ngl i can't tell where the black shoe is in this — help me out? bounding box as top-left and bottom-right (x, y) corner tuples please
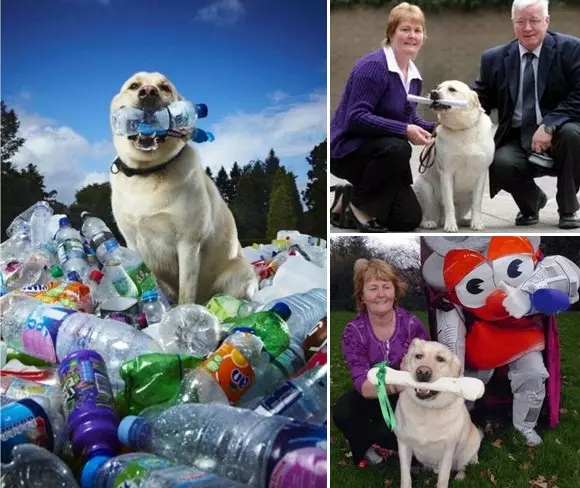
(559, 211), (580, 229)
(515, 191), (548, 226)
(330, 184), (356, 229)
(346, 206), (389, 233)
(329, 185), (344, 228)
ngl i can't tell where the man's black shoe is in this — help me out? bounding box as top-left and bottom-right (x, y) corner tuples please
(559, 211), (580, 229)
(515, 191), (548, 226)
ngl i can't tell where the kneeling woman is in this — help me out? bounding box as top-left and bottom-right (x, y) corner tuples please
(333, 258), (429, 468)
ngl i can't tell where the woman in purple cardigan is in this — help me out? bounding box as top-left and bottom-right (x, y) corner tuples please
(333, 258), (429, 468)
(330, 2), (436, 232)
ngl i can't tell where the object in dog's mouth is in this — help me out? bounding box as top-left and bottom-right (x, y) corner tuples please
(407, 94), (468, 110)
(111, 101), (214, 151)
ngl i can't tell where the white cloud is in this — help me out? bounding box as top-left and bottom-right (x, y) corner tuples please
(195, 0), (244, 26)
(196, 91), (327, 175)
(10, 110), (115, 204)
(267, 90), (289, 103)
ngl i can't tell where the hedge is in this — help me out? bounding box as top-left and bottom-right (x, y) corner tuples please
(330, 0), (578, 11)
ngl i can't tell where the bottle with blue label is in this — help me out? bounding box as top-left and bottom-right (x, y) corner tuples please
(0, 395), (67, 463)
(80, 213), (170, 308)
(254, 363), (327, 425)
(117, 402), (327, 488)
(54, 217), (90, 283)
(81, 452), (248, 488)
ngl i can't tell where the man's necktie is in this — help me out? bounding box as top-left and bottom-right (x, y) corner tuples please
(520, 52), (537, 151)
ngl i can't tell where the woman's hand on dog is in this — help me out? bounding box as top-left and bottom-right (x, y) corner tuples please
(406, 124), (433, 146)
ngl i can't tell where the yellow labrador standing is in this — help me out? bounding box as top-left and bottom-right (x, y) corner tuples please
(395, 339), (482, 488)
(110, 72), (258, 305)
(413, 80), (495, 232)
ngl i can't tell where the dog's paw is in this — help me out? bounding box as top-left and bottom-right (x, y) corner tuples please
(420, 220), (438, 229)
(443, 221), (459, 233)
(470, 215), (484, 231)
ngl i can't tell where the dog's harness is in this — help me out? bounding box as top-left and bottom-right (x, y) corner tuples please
(110, 146), (186, 177)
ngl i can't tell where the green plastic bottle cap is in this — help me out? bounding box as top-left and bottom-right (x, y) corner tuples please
(51, 265), (64, 278)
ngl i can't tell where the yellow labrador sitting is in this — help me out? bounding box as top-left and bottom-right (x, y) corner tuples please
(395, 339), (482, 488)
(110, 72), (258, 305)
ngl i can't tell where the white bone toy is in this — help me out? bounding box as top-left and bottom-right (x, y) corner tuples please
(407, 94), (469, 108)
(367, 366), (485, 402)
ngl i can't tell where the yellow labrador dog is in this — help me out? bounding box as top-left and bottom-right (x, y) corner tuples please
(110, 72), (258, 305)
(413, 80), (495, 232)
(395, 339), (482, 488)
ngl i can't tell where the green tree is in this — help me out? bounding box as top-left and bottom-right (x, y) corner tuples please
(284, 170), (304, 231)
(231, 172), (264, 240)
(205, 166), (214, 181)
(229, 161), (241, 203)
(302, 140), (327, 238)
(1, 101), (25, 165)
(264, 148), (281, 198)
(215, 166), (233, 204)
(266, 169), (299, 240)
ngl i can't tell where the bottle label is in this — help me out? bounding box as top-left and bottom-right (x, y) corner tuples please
(22, 305), (75, 363)
(59, 352), (115, 421)
(153, 466), (221, 486)
(255, 382), (301, 417)
(57, 239), (86, 264)
(4, 378), (53, 401)
(112, 455), (174, 488)
(266, 422), (327, 488)
(127, 262), (159, 297)
(0, 398), (54, 463)
(200, 342), (255, 403)
(291, 346), (327, 379)
(273, 348), (305, 377)
(103, 238), (119, 252)
(268, 447), (327, 488)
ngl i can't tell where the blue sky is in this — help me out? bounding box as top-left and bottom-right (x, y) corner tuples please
(2, 0), (327, 204)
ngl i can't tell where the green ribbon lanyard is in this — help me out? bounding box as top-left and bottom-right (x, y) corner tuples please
(376, 361), (397, 430)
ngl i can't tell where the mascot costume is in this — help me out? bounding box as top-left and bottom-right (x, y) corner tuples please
(421, 237), (579, 446)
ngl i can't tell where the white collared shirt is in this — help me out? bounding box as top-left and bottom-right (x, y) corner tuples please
(383, 45), (422, 93)
(512, 42), (543, 127)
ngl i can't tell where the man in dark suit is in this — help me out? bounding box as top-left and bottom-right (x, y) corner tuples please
(474, 0), (580, 229)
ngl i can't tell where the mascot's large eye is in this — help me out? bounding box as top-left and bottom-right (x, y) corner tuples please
(492, 254), (535, 288)
(454, 261), (495, 308)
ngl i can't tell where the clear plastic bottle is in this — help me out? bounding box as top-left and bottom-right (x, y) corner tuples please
(54, 217), (90, 282)
(1, 444), (79, 488)
(81, 213), (170, 308)
(254, 363), (327, 425)
(101, 258), (139, 298)
(81, 452), (247, 488)
(141, 290), (167, 325)
(0, 375), (63, 411)
(0, 294), (162, 392)
(263, 288), (326, 345)
(158, 304), (221, 357)
(178, 332), (263, 405)
(0, 395), (67, 463)
(118, 403), (327, 488)
(204, 294), (260, 322)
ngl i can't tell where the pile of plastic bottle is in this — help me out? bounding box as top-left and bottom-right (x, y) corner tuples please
(0, 201), (328, 488)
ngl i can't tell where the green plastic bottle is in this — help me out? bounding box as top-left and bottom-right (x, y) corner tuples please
(116, 353), (202, 416)
(228, 302), (291, 359)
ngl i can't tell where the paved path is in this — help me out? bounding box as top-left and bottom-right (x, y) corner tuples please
(329, 144), (578, 234)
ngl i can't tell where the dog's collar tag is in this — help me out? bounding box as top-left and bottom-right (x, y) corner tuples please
(376, 361), (397, 431)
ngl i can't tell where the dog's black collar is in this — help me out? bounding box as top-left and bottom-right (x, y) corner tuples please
(110, 146), (186, 177)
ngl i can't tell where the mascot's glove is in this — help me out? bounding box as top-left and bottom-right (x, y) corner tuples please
(499, 281), (532, 319)
(499, 281), (571, 318)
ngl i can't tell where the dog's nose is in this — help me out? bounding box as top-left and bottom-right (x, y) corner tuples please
(430, 90), (441, 100)
(415, 366), (432, 382)
(138, 85), (160, 100)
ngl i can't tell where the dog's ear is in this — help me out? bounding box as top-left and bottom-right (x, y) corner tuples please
(450, 354), (462, 377)
(469, 90), (482, 110)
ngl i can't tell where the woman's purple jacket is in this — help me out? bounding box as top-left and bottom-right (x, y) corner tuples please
(341, 308), (429, 393)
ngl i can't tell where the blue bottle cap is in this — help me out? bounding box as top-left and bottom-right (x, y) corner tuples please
(58, 216), (71, 228)
(80, 455), (111, 488)
(118, 415), (139, 446)
(67, 271), (81, 283)
(271, 302), (291, 321)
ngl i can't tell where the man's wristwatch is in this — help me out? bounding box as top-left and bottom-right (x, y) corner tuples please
(542, 124), (556, 135)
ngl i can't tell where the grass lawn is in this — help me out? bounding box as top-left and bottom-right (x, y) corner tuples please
(330, 311), (580, 488)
